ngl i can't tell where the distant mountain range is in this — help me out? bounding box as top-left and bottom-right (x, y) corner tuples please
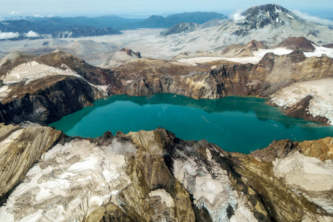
(159, 4), (333, 52)
(0, 12), (227, 40)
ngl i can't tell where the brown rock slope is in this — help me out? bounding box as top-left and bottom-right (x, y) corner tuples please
(277, 37), (315, 52)
(221, 40), (267, 57)
(113, 51), (333, 100)
(0, 49), (332, 125)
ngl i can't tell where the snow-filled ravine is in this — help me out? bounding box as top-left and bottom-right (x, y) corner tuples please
(177, 45), (333, 65)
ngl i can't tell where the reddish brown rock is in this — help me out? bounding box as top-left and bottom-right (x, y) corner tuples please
(278, 37), (315, 52)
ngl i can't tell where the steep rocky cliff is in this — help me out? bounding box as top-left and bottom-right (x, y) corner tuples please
(0, 51), (114, 124)
(0, 48), (332, 125)
(111, 51), (333, 124)
(0, 76), (103, 124)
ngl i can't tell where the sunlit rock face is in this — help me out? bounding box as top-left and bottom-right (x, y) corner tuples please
(0, 138), (134, 222)
(0, 123), (61, 201)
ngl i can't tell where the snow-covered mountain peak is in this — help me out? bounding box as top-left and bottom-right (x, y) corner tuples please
(238, 4), (301, 28)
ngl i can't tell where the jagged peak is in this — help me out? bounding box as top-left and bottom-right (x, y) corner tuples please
(237, 4), (301, 28)
(242, 4), (291, 16)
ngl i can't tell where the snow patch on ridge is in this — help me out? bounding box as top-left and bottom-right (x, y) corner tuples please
(305, 45), (333, 58)
(273, 152), (333, 192)
(173, 151), (258, 222)
(1, 61), (81, 84)
(177, 47), (294, 65)
(273, 152), (333, 213)
(177, 45), (333, 66)
(253, 47), (293, 58)
(0, 138), (136, 222)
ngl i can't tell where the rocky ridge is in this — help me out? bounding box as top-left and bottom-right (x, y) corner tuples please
(0, 124), (332, 221)
(0, 43), (332, 125)
(278, 37), (315, 52)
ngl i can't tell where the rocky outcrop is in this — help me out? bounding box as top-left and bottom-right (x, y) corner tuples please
(221, 40), (267, 57)
(0, 124), (332, 221)
(0, 123), (61, 203)
(248, 138), (333, 220)
(102, 48), (142, 68)
(273, 95), (330, 124)
(270, 78), (333, 124)
(114, 51), (333, 97)
(120, 48), (142, 58)
(278, 37), (315, 52)
(112, 52), (333, 123)
(0, 76), (103, 124)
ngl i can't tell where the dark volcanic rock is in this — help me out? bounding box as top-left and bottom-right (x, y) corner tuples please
(279, 95), (330, 124)
(278, 37), (315, 52)
(0, 77), (101, 124)
(251, 139), (297, 162)
(120, 48), (142, 58)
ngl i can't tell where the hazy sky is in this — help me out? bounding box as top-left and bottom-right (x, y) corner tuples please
(1, 0), (332, 17)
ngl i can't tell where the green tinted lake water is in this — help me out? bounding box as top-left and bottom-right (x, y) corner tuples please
(50, 94), (333, 153)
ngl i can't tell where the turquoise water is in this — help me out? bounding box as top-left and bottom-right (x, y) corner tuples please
(50, 94), (333, 153)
